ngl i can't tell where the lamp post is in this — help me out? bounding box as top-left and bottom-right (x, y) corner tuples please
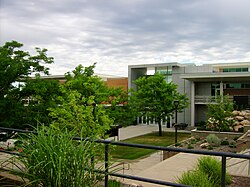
(92, 102), (96, 121)
(174, 100), (179, 146)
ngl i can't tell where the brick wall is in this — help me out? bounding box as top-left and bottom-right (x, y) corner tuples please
(106, 78), (128, 91)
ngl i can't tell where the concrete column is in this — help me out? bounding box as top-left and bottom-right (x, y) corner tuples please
(191, 81), (195, 126)
(220, 81), (224, 96)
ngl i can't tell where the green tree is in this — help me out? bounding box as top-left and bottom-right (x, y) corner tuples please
(131, 73), (188, 136)
(48, 91), (112, 138)
(0, 41), (53, 128)
(48, 64), (113, 138)
(64, 63), (109, 104)
(21, 75), (61, 126)
(206, 95), (235, 131)
(63, 64), (137, 128)
(104, 87), (138, 126)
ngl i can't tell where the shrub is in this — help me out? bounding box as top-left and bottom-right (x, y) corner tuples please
(229, 140), (237, 148)
(195, 121), (207, 130)
(187, 144), (194, 149)
(108, 180), (121, 187)
(207, 145), (213, 150)
(7, 126), (105, 186)
(190, 138), (197, 144)
(177, 170), (214, 187)
(206, 95), (235, 132)
(175, 142), (182, 147)
(221, 139), (229, 145)
(206, 134), (221, 147)
(196, 156), (231, 186)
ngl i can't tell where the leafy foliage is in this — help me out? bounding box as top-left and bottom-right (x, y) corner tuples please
(105, 87), (137, 126)
(0, 41), (53, 128)
(49, 91), (112, 138)
(62, 64), (136, 128)
(5, 126), (105, 187)
(206, 134), (221, 147)
(177, 156), (231, 187)
(0, 41), (134, 131)
(20, 75), (62, 126)
(206, 95), (235, 131)
(64, 63), (108, 104)
(131, 73), (188, 135)
(196, 156), (231, 186)
(177, 170), (214, 187)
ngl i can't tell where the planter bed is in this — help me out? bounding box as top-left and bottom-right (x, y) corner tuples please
(191, 129), (243, 140)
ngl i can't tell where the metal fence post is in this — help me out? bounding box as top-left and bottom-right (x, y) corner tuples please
(105, 144), (109, 187)
(221, 155), (226, 187)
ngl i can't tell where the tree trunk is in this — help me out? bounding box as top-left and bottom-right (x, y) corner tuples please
(158, 120), (162, 136)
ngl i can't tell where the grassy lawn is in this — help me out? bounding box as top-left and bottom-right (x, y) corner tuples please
(111, 131), (190, 160)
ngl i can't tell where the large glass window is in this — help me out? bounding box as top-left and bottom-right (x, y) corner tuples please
(156, 67), (172, 75)
(222, 67), (248, 72)
(156, 66), (172, 83)
(225, 83), (250, 89)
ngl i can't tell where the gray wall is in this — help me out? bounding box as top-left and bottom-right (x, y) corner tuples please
(172, 66), (191, 125)
(195, 82), (211, 96)
(128, 67), (147, 90)
(195, 105), (208, 124)
(185, 64), (213, 73)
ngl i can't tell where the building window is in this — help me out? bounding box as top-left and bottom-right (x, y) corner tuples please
(222, 67), (248, 72)
(211, 83), (220, 96)
(156, 67), (172, 83)
(225, 83), (250, 89)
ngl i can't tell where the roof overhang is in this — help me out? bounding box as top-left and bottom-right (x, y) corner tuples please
(128, 62), (183, 69)
(180, 72), (250, 82)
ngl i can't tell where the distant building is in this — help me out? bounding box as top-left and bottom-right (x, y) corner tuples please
(38, 74), (128, 92)
(128, 62), (250, 127)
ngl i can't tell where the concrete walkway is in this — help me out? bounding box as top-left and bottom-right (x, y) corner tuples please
(112, 125), (249, 186)
(117, 124), (189, 141)
(131, 153), (203, 187)
(227, 149), (250, 177)
(111, 125), (198, 186)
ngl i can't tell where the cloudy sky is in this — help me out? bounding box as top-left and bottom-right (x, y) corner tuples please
(1, 0), (250, 76)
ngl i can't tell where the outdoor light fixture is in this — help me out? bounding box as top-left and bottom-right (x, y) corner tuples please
(174, 100), (179, 146)
(174, 100), (179, 109)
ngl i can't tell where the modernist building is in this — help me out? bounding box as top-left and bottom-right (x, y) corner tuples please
(128, 62), (250, 127)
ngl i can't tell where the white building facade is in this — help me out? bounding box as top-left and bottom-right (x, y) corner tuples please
(128, 62), (250, 127)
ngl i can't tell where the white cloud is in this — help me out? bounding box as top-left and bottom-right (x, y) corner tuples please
(1, 0), (250, 76)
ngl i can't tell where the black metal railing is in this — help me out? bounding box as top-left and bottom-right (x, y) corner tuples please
(0, 127), (250, 187)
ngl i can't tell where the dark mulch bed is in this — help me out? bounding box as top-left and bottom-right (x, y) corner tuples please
(228, 175), (250, 187)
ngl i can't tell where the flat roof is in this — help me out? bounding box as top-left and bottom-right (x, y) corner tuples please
(129, 62), (250, 69)
(128, 62), (183, 69)
(211, 62), (250, 67)
(33, 73), (127, 80)
(180, 72), (250, 82)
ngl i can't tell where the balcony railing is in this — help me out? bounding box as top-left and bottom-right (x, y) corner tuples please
(195, 95), (233, 104)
